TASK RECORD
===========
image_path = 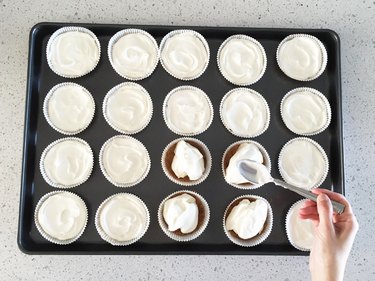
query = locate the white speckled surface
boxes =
[1,0,374,280]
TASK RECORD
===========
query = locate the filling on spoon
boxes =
[237,159,272,185]
[224,142,270,187]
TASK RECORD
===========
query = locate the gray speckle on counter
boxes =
[1,0,374,280]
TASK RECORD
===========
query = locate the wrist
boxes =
[310,259,344,281]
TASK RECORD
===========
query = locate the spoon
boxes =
[237,159,345,214]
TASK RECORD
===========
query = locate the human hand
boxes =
[299,188,359,281]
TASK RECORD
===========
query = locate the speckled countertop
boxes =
[1,0,374,280]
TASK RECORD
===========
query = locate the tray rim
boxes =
[18,22,344,255]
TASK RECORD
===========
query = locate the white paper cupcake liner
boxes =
[159,29,210,81]
[158,190,210,242]
[40,137,94,189]
[161,137,212,187]
[223,195,273,247]
[162,85,214,136]
[34,191,88,245]
[43,82,96,135]
[95,193,150,246]
[108,29,159,80]
[222,140,271,190]
[278,137,329,190]
[217,34,267,86]
[219,88,270,138]
[276,33,328,81]
[99,135,151,188]
[102,82,153,135]
[46,26,101,78]
[280,87,332,136]
[285,199,312,251]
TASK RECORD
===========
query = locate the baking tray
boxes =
[18,22,343,255]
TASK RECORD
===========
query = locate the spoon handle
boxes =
[273,179,345,214]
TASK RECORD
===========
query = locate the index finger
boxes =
[312,188,353,215]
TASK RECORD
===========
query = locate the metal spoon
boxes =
[238,159,345,214]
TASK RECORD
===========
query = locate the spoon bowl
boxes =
[238,159,345,214]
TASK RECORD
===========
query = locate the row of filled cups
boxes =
[44,82,332,137]
[34,189,314,251]
[40,135,328,191]
[47,26,327,83]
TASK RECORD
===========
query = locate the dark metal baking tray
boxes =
[18,22,343,255]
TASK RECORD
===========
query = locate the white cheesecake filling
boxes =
[221,88,269,137]
[163,193,199,234]
[279,139,327,189]
[99,194,148,242]
[161,31,209,79]
[101,136,149,185]
[281,89,330,134]
[226,199,268,239]
[164,86,212,135]
[48,30,99,77]
[171,140,204,180]
[43,139,93,186]
[218,37,265,85]
[111,31,158,79]
[45,83,94,133]
[278,36,324,80]
[37,192,87,240]
[239,160,272,185]
[287,200,314,250]
[225,143,265,185]
[104,83,152,133]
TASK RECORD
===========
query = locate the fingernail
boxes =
[318,193,329,202]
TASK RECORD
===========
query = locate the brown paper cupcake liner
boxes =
[285,199,312,251]
[108,29,159,80]
[99,135,151,188]
[39,137,94,189]
[95,193,150,246]
[280,87,332,136]
[34,191,88,245]
[158,190,210,242]
[278,137,329,190]
[219,87,270,138]
[43,82,95,135]
[223,195,273,247]
[217,34,267,86]
[46,26,101,78]
[276,33,328,81]
[222,140,271,190]
[161,137,212,187]
[162,86,214,136]
[102,82,153,135]
[159,30,210,81]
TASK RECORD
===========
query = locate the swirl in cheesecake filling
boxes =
[43,139,93,186]
[219,37,266,85]
[98,194,148,242]
[164,86,212,135]
[48,30,100,76]
[161,31,209,79]
[37,192,87,240]
[101,136,149,185]
[111,31,158,79]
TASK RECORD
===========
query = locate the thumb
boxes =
[317,193,334,232]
